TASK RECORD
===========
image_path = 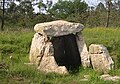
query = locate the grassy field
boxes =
[0,28,120,84]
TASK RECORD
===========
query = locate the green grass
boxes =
[0,28,120,84]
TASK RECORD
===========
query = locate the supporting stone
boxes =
[29,33,47,63]
[76,32,90,68]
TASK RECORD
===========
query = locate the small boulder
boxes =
[89,44,114,73]
[100,74,120,81]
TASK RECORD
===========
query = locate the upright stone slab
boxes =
[29,33,47,63]
[29,20,90,74]
[89,44,114,73]
[76,32,90,68]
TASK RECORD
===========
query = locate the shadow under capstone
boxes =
[51,34,81,72]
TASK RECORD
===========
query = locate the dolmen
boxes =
[29,20,90,74]
[29,20,114,74]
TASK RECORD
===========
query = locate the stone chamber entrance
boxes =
[51,34,81,71]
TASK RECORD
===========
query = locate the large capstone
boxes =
[29,20,90,74]
[34,20,84,37]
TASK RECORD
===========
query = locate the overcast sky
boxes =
[33,0,100,13]
[51,0,99,6]
[14,0,100,13]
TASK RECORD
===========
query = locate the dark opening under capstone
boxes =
[51,34,81,71]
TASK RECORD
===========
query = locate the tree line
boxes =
[0,0,120,30]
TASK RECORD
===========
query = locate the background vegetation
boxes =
[0,0,120,30]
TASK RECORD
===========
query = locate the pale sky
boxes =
[15,0,100,13]
[51,0,99,6]
[33,0,58,13]
[33,0,100,13]
[48,0,99,5]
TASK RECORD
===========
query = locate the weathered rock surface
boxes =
[38,56,68,74]
[76,32,90,68]
[29,33,47,63]
[100,74,120,81]
[34,20,84,37]
[89,44,114,73]
[29,33,68,74]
